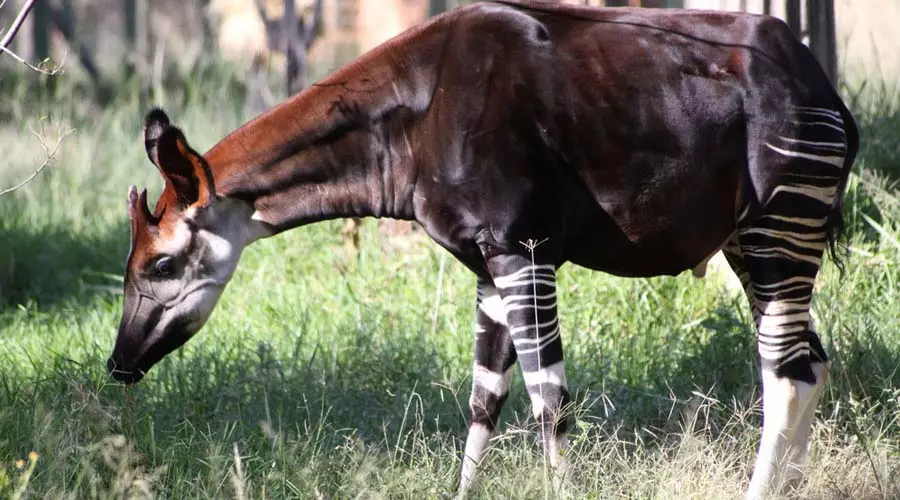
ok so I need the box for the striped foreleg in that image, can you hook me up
[488,257,570,476]
[459,279,517,495]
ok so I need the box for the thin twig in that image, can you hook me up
[0,0,34,50]
[0,0,64,75]
[0,125,73,197]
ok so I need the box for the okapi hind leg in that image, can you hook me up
[742,105,847,499]
[459,278,517,496]
[741,243,831,499]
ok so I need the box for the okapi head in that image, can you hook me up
[107,110,255,383]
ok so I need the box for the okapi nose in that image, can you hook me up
[106,357,143,384]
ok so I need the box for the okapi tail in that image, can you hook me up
[825,97,860,276]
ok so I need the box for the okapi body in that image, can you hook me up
[107,1,859,497]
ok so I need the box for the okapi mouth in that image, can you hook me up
[107,317,197,385]
[106,357,145,384]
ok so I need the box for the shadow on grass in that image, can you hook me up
[0,219,130,310]
[2,292,898,497]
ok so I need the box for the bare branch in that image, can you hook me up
[0,0,64,75]
[0,124,73,197]
[0,0,34,51]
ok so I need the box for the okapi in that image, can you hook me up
[107,1,859,497]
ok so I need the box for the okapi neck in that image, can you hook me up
[202,88,421,235]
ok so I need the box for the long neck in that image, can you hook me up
[202,23,445,235]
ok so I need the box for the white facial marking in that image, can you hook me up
[198,228,235,263]
[156,219,193,255]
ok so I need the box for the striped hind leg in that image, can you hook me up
[486,255,570,478]
[458,278,517,495]
[742,106,846,498]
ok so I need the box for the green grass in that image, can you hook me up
[1,72,899,499]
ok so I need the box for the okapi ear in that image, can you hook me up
[143,108,170,159]
[143,110,216,208]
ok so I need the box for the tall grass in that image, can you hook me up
[0,69,898,498]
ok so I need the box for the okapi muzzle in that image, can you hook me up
[107,110,253,384]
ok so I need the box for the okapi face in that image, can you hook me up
[107,110,248,384]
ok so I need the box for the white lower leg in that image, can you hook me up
[458,365,512,496]
[525,361,570,484]
[548,428,569,489]
[783,362,827,487]
[747,367,823,499]
[459,423,492,496]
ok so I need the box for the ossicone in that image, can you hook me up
[127,184,159,228]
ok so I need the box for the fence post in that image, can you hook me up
[807,0,837,86]
[31,0,49,63]
[785,0,802,38]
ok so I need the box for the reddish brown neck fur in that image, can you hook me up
[199,21,448,233]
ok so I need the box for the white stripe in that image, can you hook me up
[789,120,846,134]
[493,265,555,288]
[504,302,556,313]
[738,228,825,241]
[759,214,827,228]
[753,299,810,315]
[776,136,845,151]
[768,183,837,205]
[742,246,822,265]
[778,347,810,365]
[510,317,558,336]
[522,361,567,387]
[478,293,508,327]
[758,341,809,360]
[753,276,816,289]
[753,285,813,301]
[737,228,826,251]
[494,278,557,289]
[758,312,810,332]
[501,292,557,304]
[512,326,560,347]
[765,143,845,168]
[794,106,841,117]
[514,329,562,355]
[794,106,841,116]
[472,364,512,396]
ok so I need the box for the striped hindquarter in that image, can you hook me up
[728,106,848,498]
[459,262,570,495]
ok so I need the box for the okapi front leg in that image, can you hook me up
[488,255,570,476]
[459,278,517,495]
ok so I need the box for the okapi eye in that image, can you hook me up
[153,257,175,277]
